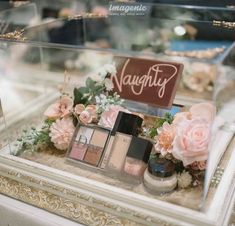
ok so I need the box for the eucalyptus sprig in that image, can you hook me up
[14,119,54,156]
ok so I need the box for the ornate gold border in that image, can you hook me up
[0,165,177,226]
[0,175,135,226]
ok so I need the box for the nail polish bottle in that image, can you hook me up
[105,112,143,171]
[123,137,153,179]
[143,157,177,194]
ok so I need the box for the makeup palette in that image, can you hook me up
[68,125,110,167]
[67,112,144,172]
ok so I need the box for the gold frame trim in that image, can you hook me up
[0,165,176,226]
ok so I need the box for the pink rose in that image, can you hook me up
[190,161,207,170]
[154,122,175,156]
[172,118,211,166]
[98,105,130,128]
[49,117,75,150]
[173,112,192,125]
[189,102,216,122]
[75,104,97,124]
[85,105,97,120]
[74,104,85,115]
[173,102,216,125]
[79,110,92,124]
[44,96,73,120]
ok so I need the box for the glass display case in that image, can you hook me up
[0,1,234,226]
[13,1,234,107]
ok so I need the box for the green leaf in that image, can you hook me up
[44,119,55,126]
[73,88,83,105]
[164,113,174,124]
[86,77,96,89]
[149,128,157,139]
[78,86,89,94]
[93,84,104,94]
[74,88,90,105]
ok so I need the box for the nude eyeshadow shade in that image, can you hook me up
[83,128,109,166]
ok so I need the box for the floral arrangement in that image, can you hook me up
[149,102,216,188]
[15,63,127,154]
[14,61,216,190]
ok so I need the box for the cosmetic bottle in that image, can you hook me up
[105,112,143,171]
[143,157,177,194]
[123,137,153,179]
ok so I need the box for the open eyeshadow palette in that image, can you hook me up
[68,125,111,167]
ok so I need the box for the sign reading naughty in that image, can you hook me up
[112,57,183,108]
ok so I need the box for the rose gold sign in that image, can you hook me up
[111,57,183,108]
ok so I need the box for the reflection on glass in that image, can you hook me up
[0,2,38,35]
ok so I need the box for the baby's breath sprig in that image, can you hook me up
[95,93,124,115]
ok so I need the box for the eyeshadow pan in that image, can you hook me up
[69,126,94,161]
[90,130,108,146]
[76,126,94,141]
[84,129,109,166]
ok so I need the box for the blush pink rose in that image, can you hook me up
[173,102,216,125]
[172,118,211,166]
[173,112,192,125]
[85,105,97,120]
[75,104,97,124]
[49,117,75,150]
[98,105,130,128]
[190,102,216,122]
[79,110,93,124]
[44,96,73,120]
[74,104,85,115]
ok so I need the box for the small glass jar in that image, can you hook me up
[143,157,177,194]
